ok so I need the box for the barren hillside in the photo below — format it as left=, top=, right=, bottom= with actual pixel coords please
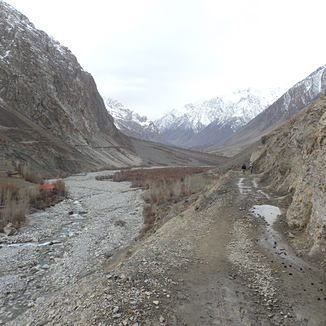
left=251, top=93, right=326, bottom=255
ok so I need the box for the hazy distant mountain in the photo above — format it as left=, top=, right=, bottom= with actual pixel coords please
left=155, top=88, right=284, bottom=148
left=204, top=65, right=326, bottom=157
left=104, top=98, right=169, bottom=144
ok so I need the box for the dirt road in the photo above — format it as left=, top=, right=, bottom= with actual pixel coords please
left=166, top=172, right=326, bottom=325
left=3, top=170, right=326, bottom=325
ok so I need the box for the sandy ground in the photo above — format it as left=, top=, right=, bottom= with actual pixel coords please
left=1, top=170, right=325, bottom=325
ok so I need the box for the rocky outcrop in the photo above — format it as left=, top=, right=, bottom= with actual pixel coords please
left=251, top=93, right=326, bottom=255
left=0, top=2, right=140, bottom=174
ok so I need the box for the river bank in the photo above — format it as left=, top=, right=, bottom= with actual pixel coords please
left=0, top=172, right=144, bottom=324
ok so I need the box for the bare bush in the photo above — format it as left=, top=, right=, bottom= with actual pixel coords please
left=0, top=159, right=68, bottom=231
left=53, top=180, right=68, bottom=197
left=15, top=162, right=43, bottom=184
left=95, top=175, right=113, bottom=181
left=0, top=184, right=31, bottom=230
left=57, top=172, right=68, bottom=179
left=111, top=167, right=213, bottom=187
left=108, top=167, right=216, bottom=239
left=31, top=181, right=68, bottom=210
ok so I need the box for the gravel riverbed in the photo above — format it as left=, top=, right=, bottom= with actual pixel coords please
left=0, top=172, right=144, bottom=324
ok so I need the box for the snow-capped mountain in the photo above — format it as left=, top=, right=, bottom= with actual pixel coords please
left=204, top=65, right=326, bottom=157
left=104, top=97, right=168, bottom=144
left=155, top=88, right=285, bottom=148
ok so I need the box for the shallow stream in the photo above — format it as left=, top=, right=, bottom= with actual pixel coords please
left=0, top=172, right=144, bottom=324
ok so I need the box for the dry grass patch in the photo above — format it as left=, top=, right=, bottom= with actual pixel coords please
left=15, top=162, right=43, bottom=184
left=0, top=180, right=68, bottom=232
left=31, top=180, right=68, bottom=210
left=0, top=159, right=69, bottom=232
left=98, top=167, right=217, bottom=239
left=0, top=183, right=33, bottom=229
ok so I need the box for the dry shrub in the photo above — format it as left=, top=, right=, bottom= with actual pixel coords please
left=0, top=160, right=68, bottom=231
left=31, top=181, right=68, bottom=210
left=0, top=184, right=32, bottom=230
left=15, top=162, right=43, bottom=184
left=95, top=175, right=113, bottom=181
left=109, top=167, right=215, bottom=239
left=111, top=167, right=213, bottom=187
left=53, top=180, right=68, bottom=197
left=57, top=172, right=68, bottom=179
left=99, top=166, right=132, bottom=171
left=136, top=205, right=157, bottom=240
left=144, top=172, right=211, bottom=204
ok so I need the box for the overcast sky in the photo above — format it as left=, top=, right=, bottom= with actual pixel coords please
left=5, top=0, right=326, bottom=119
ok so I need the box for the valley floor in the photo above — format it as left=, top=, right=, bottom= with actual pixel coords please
left=1, top=170, right=325, bottom=325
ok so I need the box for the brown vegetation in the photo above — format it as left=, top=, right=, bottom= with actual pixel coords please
left=0, top=161, right=68, bottom=232
left=0, top=183, right=33, bottom=229
left=110, top=167, right=213, bottom=187
left=15, top=162, right=43, bottom=184
left=30, top=180, right=68, bottom=210
left=98, top=167, right=217, bottom=239
left=95, top=175, right=113, bottom=181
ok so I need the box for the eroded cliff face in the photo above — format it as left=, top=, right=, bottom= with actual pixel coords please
left=0, top=2, right=140, bottom=173
left=251, top=94, right=326, bottom=255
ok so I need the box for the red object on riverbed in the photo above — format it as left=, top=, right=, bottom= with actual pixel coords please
left=40, top=184, right=55, bottom=190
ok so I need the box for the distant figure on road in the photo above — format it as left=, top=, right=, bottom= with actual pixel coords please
left=241, top=163, right=246, bottom=174
left=249, top=163, right=253, bottom=174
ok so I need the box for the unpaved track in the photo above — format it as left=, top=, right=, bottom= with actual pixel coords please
left=169, top=172, right=326, bottom=325
left=3, top=170, right=326, bottom=325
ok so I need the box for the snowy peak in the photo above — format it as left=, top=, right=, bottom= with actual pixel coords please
left=154, top=87, right=284, bottom=148
left=104, top=97, right=153, bottom=129
left=103, top=97, right=168, bottom=143
left=1, top=1, right=34, bottom=28
left=156, top=87, right=283, bottom=133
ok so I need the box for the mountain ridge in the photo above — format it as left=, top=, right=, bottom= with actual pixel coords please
left=154, top=87, right=285, bottom=148
left=204, top=65, right=326, bottom=157
left=104, top=97, right=169, bottom=144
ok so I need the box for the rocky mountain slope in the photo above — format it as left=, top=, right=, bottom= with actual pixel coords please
left=104, top=97, right=169, bottom=144
left=155, top=88, right=283, bottom=148
left=0, top=1, right=141, bottom=174
left=205, top=65, right=326, bottom=157
left=0, top=2, right=222, bottom=174
left=250, top=92, right=326, bottom=255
